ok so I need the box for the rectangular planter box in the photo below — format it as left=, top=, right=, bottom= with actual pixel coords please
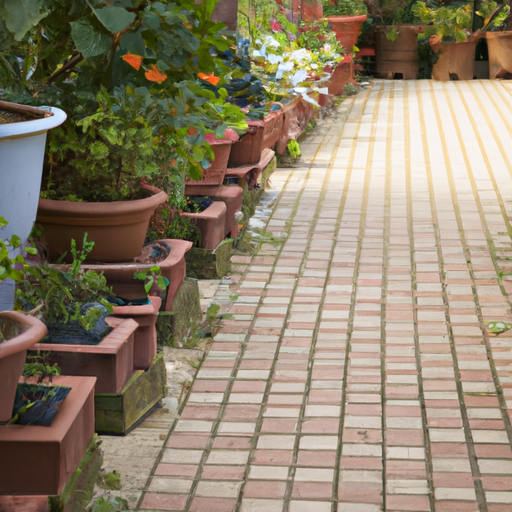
left=181, top=201, right=227, bottom=251
left=29, top=318, right=137, bottom=394
left=111, top=296, right=161, bottom=370
left=228, top=111, right=283, bottom=167
left=0, top=375, right=96, bottom=496
left=185, top=140, right=232, bottom=186
left=184, top=184, right=243, bottom=238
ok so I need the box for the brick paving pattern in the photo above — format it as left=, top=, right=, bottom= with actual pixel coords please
left=138, top=80, right=512, bottom=511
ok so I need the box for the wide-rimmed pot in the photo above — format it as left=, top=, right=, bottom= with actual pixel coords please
left=375, top=25, right=423, bottom=79
left=36, top=184, right=168, bottom=263
left=0, top=311, right=48, bottom=422
left=429, top=36, right=477, bottom=81
left=326, top=14, right=368, bottom=52
left=486, top=31, right=512, bottom=79
left=185, top=139, right=234, bottom=186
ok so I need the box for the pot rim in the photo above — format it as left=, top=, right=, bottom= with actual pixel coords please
left=0, top=311, right=48, bottom=359
left=0, top=105, right=66, bottom=139
left=325, top=14, right=368, bottom=23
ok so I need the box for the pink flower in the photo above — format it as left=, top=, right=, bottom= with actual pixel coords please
left=271, top=20, right=283, bottom=32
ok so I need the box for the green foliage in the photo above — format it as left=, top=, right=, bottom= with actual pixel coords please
left=0, top=217, right=35, bottom=283
left=412, top=1, right=472, bottom=42
left=206, top=302, right=220, bottom=327
left=323, top=0, right=368, bottom=16
left=90, top=496, right=129, bottom=512
left=287, top=139, right=301, bottom=158
left=134, top=266, right=168, bottom=294
left=97, top=470, right=122, bottom=491
left=22, top=353, right=60, bottom=384
left=417, top=34, right=439, bottom=78
left=15, top=234, right=114, bottom=329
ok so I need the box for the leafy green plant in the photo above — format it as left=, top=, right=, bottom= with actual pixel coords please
left=323, top=0, right=368, bottom=16
left=134, top=266, right=168, bottom=295
left=287, top=139, right=301, bottom=158
left=22, top=353, right=61, bottom=384
left=90, top=496, right=129, bottom=512
left=0, top=217, right=36, bottom=283
left=15, top=234, right=114, bottom=331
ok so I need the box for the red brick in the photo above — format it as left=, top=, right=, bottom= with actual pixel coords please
left=140, top=493, right=188, bottom=510
left=189, top=497, right=236, bottom=512
left=244, top=480, right=287, bottom=498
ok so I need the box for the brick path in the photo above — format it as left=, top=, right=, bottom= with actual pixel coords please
left=139, top=80, right=512, bottom=512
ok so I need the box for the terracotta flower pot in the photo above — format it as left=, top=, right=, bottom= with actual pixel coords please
left=30, top=317, right=137, bottom=394
left=185, top=139, right=233, bottom=186
left=375, top=25, right=422, bottom=79
left=111, top=296, right=162, bottom=370
left=486, top=31, right=512, bottom=79
left=274, top=96, right=311, bottom=155
left=36, top=185, right=168, bottom=263
left=211, top=0, right=239, bottom=30
left=0, top=311, right=48, bottom=422
left=228, top=111, right=284, bottom=167
left=430, top=37, right=476, bottom=81
left=326, top=14, right=368, bottom=52
left=292, top=0, right=323, bottom=22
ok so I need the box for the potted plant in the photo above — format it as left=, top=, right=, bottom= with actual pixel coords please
left=412, top=0, right=482, bottom=80
left=481, top=2, right=512, bottom=78
left=372, top=0, right=424, bottom=79
left=323, top=0, right=369, bottom=53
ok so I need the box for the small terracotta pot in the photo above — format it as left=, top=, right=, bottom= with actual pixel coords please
left=486, top=31, right=512, bottom=79
left=36, top=185, right=168, bottom=263
left=0, top=312, right=47, bottom=422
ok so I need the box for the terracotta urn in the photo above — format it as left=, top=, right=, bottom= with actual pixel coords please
left=429, top=36, right=476, bottom=81
left=326, top=14, right=368, bottom=52
left=485, top=31, right=512, bottom=79
left=36, top=184, right=168, bottom=263
left=375, top=25, right=423, bottom=79
left=0, top=311, right=48, bottom=422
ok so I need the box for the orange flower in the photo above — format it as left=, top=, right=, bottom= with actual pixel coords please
left=145, top=64, right=168, bottom=83
left=198, top=72, right=220, bottom=86
left=121, top=54, right=143, bottom=71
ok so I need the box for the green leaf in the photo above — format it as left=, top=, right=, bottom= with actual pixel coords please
left=90, top=5, right=136, bottom=33
left=3, top=0, right=48, bottom=41
left=119, top=29, right=146, bottom=56
left=70, top=18, right=112, bottom=58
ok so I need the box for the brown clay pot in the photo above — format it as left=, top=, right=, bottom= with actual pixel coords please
left=0, top=312, right=47, bottom=422
left=274, top=96, right=311, bottom=155
left=292, top=0, right=323, bottom=22
left=36, top=185, right=168, bottom=263
left=111, top=296, right=162, bottom=370
left=485, top=31, right=512, bottom=79
left=185, top=140, right=233, bottom=186
left=326, top=14, right=368, bottom=52
left=430, top=38, right=476, bottom=81
left=375, top=25, right=422, bottom=79
left=326, top=61, right=351, bottom=96
left=228, top=111, right=284, bottom=167
left=211, top=0, right=238, bottom=30
left=30, top=317, right=137, bottom=394
left=0, top=374, right=96, bottom=495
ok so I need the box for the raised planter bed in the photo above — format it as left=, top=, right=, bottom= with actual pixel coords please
left=111, top=296, right=161, bottom=371
left=180, top=201, right=227, bottom=251
left=228, top=111, right=283, bottom=167
left=0, top=375, right=96, bottom=496
left=29, top=317, right=137, bottom=394
left=83, top=239, right=192, bottom=312
left=184, top=184, right=243, bottom=238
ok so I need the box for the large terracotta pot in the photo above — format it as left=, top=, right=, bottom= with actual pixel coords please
left=326, top=14, right=368, bottom=52
left=430, top=37, right=476, bottom=81
left=228, top=111, right=284, bottom=167
left=292, top=0, right=323, bottom=22
left=211, top=0, right=238, bottom=30
left=36, top=185, right=168, bottom=263
left=274, top=95, right=312, bottom=155
left=486, top=31, right=512, bottom=79
left=375, top=25, right=422, bottom=79
left=0, top=311, right=47, bottom=422
left=185, top=139, right=233, bottom=186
